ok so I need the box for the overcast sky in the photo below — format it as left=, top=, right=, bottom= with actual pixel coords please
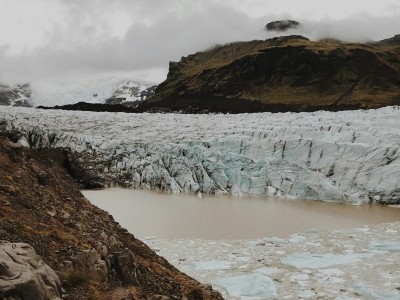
left=1, top=0, right=400, bottom=84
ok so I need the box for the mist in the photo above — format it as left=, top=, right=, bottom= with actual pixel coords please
left=0, top=0, right=399, bottom=85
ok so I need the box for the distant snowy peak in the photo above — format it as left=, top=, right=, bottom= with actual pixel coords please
left=105, top=81, right=157, bottom=107
left=0, top=83, right=32, bottom=107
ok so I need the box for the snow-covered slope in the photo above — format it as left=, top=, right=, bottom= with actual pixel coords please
left=0, top=83, right=32, bottom=107
left=29, top=70, right=166, bottom=107
left=0, top=106, right=399, bottom=204
left=105, top=81, right=157, bottom=107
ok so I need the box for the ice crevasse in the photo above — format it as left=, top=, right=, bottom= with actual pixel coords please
left=0, top=106, right=399, bottom=205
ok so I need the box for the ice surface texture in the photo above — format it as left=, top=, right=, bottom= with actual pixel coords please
left=0, top=106, right=399, bottom=204
left=212, top=273, right=277, bottom=299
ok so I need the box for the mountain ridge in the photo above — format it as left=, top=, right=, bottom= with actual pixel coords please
left=137, top=35, right=400, bottom=113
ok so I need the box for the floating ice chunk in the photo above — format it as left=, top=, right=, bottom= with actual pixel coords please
left=195, top=260, right=231, bottom=271
left=212, top=272, right=277, bottom=299
left=297, top=290, right=316, bottom=298
left=235, top=256, right=251, bottom=263
left=318, top=268, right=344, bottom=276
left=317, top=276, right=345, bottom=285
left=355, top=227, right=370, bottom=232
left=289, top=235, right=307, bottom=243
left=281, top=252, right=362, bottom=269
left=305, top=242, right=322, bottom=247
left=354, top=281, right=400, bottom=300
left=264, top=237, right=286, bottom=244
left=369, top=240, right=400, bottom=252
left=255, top=267, right=283, bottom=275
left=290, top=273, right=310, bottom=282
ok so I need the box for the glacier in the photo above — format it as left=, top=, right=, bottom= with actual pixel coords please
left=0, top=106, right=399, bottom=204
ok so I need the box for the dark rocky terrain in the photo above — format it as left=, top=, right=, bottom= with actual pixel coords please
left=138, top=35, right=400, bottom=113
left=38, top=102, right=138, bottom=113
left=105, top=84, right=157, bottom=108
left=265, top=20, right=300, bottom=32
left=37, top=35, right=400, bottom=114
left=0, top=137, right=223, bottom=299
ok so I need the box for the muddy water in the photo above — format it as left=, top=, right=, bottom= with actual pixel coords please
left=83, top=188, right=400, bottom=240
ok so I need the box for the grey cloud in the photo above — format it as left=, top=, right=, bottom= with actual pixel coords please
left=0, top=4, right=266, bottom=83
left=0, top=0, right=399, bottom=84
left=301, top=14, right=400, bottom=42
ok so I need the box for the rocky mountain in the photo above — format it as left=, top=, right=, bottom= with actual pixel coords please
left=265, top=20, right=300, bottom=32
left=0, top=83, right=32, bottom=107
left=376, top=34, right=400, bottom=46
left=1, top=106, right=399, bottom=205
left=0, top=137, right=222, bottom=299
left=105, top=82, right=157, bottom=107
left=139, top=35, right=400, bottom=113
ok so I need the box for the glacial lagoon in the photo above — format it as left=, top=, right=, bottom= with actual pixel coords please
left=83, top=188, right=400, bottom=240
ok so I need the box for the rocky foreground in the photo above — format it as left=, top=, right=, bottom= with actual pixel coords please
left=139, top=35, right=400, bottom=113
left=0, top=106, right=399, bottom=204
left=0, top=137, right=222, bottom=299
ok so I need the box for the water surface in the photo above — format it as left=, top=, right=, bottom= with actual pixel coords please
left=83, top=188, right=400, bottom=240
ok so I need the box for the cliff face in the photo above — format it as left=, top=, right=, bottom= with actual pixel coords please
left=0, top=137, right=222, bottom=299
left=139, top=35, right=400, bottom=113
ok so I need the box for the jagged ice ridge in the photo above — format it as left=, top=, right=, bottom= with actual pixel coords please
left=0, top=106, right=399, bottom=204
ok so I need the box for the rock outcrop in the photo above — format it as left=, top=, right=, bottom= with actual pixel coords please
left=105, top=82, right=157, bottom=108
left=0, top=84, right=32, bottom=107
left=376, top=34, right=400, bottom=46
left=0, top=137, right=223, bottom=299
left=1, top=106, right=399, bottom=205
left=265, top=20, right=300, bottom=32
left=138, top=35, right=400, bottom=113
left=0, top=242, right=61, bottom=300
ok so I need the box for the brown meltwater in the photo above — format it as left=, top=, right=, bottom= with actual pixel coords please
left=82, top=188, right=400, bottom=240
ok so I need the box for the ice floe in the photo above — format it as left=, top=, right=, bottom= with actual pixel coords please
left=369, top=240, right=400, bottom=252
left=212, top=273, right=277, bottom=299
left=281, top=252, right=364, bottom=269
left=147, top=222, right=400, bottom=299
